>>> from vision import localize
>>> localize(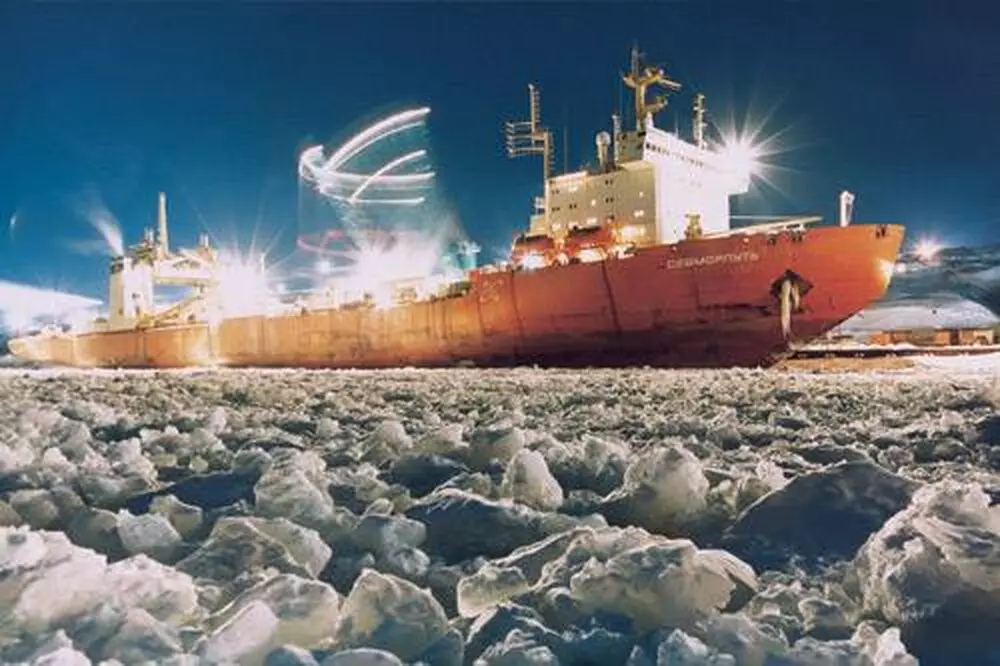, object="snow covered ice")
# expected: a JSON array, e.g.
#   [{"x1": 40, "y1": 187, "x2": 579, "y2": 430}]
[{"x1": 1, "y1": 358, "x2": 1000, "y2": 664}]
